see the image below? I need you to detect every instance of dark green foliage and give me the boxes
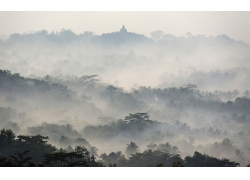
[125,113,150,122]
[0,155,19,167]
[42,146,103,167]
[100,151,127,167]
[0,128,243,167]
[126,149,184,167]
[9,151,33,166]
[0,128,16,148]
[0,128,57,164]
[184,151,240,167]
[43,151,88,167]
[14,134,57,164]
[17,134,49,144]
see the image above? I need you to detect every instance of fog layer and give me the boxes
[0,26,249,166]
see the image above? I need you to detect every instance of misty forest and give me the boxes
[0,25,250,167]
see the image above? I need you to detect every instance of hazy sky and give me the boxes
[0,11,249,45]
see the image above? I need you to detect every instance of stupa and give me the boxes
[120,25,128,33]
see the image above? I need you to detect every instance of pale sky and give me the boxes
[0,11,249,45]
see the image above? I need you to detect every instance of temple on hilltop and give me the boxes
[99,25,151,44]
[119,25,128,33]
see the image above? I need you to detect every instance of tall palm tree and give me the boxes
[9,151,32,166]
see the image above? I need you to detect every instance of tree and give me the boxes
[124,113,154,132]
[9,151,34,167]
[125,142,140,156]
[184,151,240,167]
[79,75,99,83]
[17,134,49,144]
[0,155,19,167]
[127,149,183,167]
[43,146,90,167]
[74,146,102,167]
[14,134,57,164]
[74,146,90,158]
[147,143,157,151]
[124,113,150,123]
[42,151,88,167]
[0,128,16,148]
[157,142,180,154]
[89,146,98,157]
[100,151,127,167]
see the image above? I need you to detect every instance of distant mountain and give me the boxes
[5,25,152,46]
[2,26,249,48]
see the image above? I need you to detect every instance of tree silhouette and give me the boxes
[0,155,19,167]
[127,149,183,167]
[0,128,16,148]
[43,146,90,167]
[9,151,33,167]
[184,151,240,167]
[125,142,140,156]
[100,151,127,167]
[89,146,98,157]
[172,161,184,167]
[43,151,88,167]
[124,113,150,123]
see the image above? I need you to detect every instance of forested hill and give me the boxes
[1,69,249,120]
[0,128,243,167]
[1,26,248,48]
[4,26,151,46]
[1,69,250,167]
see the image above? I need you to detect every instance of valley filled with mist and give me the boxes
[0,25,250,167]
